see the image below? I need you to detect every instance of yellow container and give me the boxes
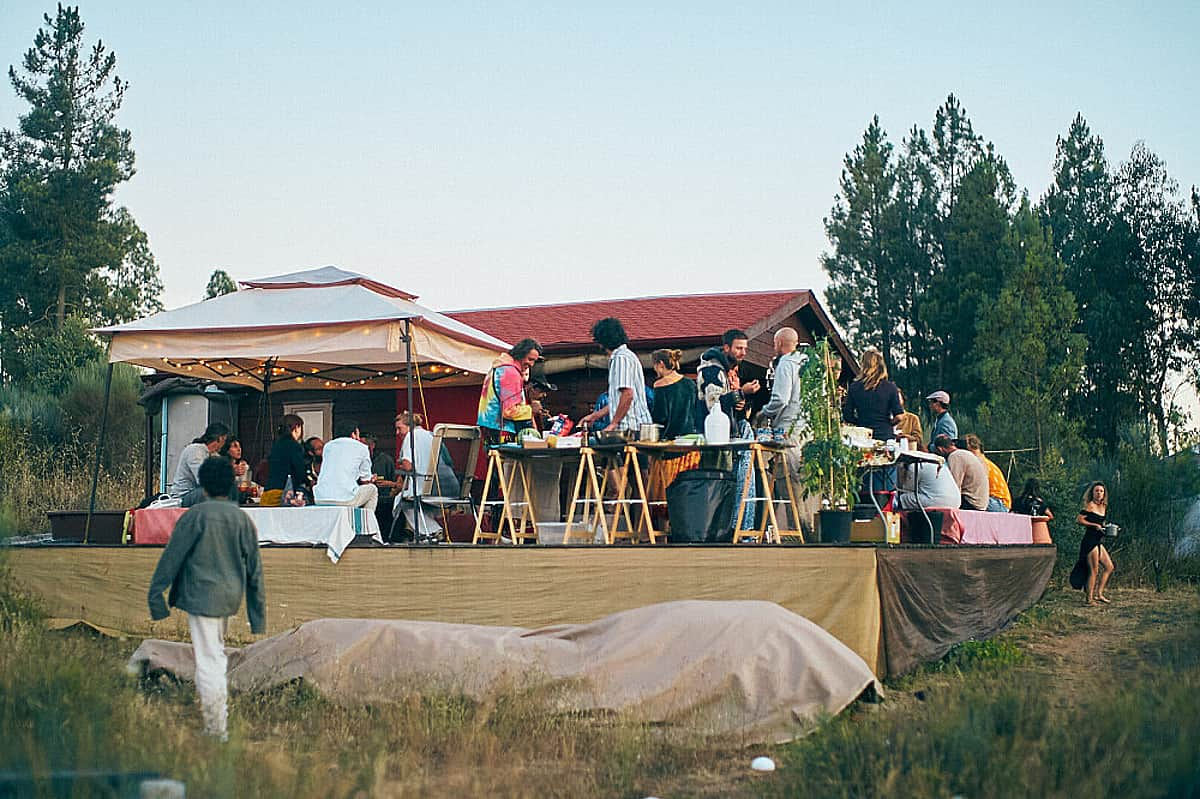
[850,511,900,544]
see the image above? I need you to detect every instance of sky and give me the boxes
[1,1,1198,315]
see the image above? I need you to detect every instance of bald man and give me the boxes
[760,327,806,436]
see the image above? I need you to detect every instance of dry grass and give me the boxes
[2,563,1198,797]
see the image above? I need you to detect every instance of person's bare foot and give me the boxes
[1096,595,1111,604]
[1086,597,1097,606]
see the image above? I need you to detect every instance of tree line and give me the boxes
[822,95,1200,460]
[0,5,162,393]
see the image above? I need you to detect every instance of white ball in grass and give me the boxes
[751,756,776,772]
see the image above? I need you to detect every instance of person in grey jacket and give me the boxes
[148,456,265,740]
[759,327,807,437]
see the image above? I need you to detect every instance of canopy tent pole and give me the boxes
[406,319,425,542]
[85,354,115,544]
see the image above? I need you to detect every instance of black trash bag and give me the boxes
[666,468,736,543]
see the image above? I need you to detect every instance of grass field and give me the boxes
[1,559,1197,797]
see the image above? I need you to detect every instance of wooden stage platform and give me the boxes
[5,543,1055,678]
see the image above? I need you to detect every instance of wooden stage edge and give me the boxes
[4,543,1057,678]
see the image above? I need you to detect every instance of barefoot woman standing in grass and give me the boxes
[1073,482,1114,605]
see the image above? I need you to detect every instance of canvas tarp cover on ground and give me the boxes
[127,600,881,743]
[7,547,883,672]
[875,546,1055,677]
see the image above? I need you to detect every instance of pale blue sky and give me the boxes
[2,2,1197,313]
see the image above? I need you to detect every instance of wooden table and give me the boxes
[633,440,806,544]
[473,444,629,545]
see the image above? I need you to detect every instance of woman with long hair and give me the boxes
[1071,481,1115,605]
[843,349,904,494]
[218,436,259,503]
[261,414,309,507]
[842,349,903,441]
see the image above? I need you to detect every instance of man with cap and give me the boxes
[925,390,957,449]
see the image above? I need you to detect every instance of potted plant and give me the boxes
[797,338,858,542]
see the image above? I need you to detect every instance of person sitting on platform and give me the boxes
[477,338,541,445]
[147,455,265,741]
[171,422,230,507]
[925,390,957,449]
[963,434,1012,512]
[393,411,446,543]
[313,419,377,512]
[366,433,398,538]
[894,389,923,450]
[304,436,324,485]
[895,455,961,511]
[261,414,310,507]
[1012,478,1054,520]
[933,434,989,511]
[218,437,259,504]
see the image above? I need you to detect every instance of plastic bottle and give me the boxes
[704,403,731,444]
[283,475,294,506]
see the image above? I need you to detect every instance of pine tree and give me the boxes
[205,269,238,299]
[0,5,161,382]
[976,200,1086,468]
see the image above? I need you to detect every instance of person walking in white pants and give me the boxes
[148,456,266,740]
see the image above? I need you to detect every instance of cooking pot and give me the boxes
[639,423,664,442]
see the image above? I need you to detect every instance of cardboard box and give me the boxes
[850,511,900,544]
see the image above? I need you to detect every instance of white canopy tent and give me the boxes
[85,267,511,540]
[95,266,511,390]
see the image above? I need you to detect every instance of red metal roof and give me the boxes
[447,290,815,351]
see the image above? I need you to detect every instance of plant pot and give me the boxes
[817,509,853,543]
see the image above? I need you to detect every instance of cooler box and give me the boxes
[850,510,901,544]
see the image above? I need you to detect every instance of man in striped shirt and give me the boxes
[579,317,653,434]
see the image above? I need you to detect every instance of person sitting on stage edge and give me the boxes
[477,338,540,445]
[963,434,1012,512]
[933,434,989,511]
[579,317,653,435]
[171,422,230,507]
[261,414,310,507]
[148,455,265,741]
[894,454,961,511]
[314,419,378,511]
[925,390,957,449]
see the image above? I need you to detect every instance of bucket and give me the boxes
[818,509,853,543]
[906,510,944,545]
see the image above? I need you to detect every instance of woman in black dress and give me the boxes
[1072,481,1114,605]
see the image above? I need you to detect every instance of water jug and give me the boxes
[704,403,731,444]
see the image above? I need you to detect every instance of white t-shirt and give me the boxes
[397,426,435,499]
[313,437,372,503]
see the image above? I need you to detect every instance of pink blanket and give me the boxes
[936,507,1033,545]
[132,508,186,544]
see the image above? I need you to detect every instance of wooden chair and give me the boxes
[400,423,481,540]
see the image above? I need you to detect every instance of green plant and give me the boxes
[798,339,859,509]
